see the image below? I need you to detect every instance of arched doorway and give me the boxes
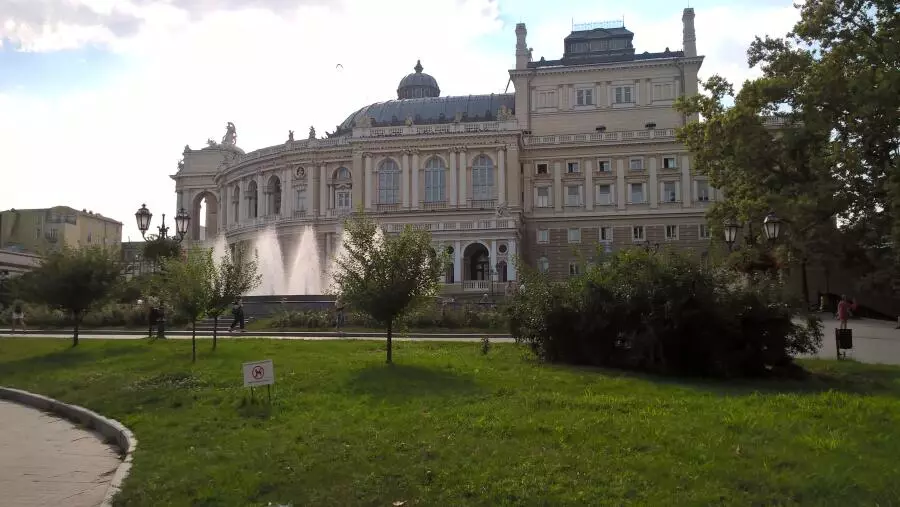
[462,243,489,281]
[191,191,218,241]
[266,175,282,216]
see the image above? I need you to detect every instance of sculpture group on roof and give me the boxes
[222,122,237,146]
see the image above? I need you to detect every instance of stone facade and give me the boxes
[172,8,717,294]
[0,206,123,255]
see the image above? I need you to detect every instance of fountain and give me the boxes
[287,227,324,295]
[250,227,287,296]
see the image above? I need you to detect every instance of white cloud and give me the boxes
[0,0,801,241]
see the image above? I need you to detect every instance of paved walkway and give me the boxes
[0,400,121,507]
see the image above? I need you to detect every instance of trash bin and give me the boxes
[835,328,852,359]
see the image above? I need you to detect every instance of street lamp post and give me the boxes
[134,204,191,339]
[723,211,781,250]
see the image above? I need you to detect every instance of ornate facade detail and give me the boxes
[497,105,514,121]
[405,116,414,127]
[183,144,191,154]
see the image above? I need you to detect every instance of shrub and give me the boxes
[262,304,508,331]
[508,248,822,378]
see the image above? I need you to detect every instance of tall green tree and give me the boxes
[746,0,899,293]
[21,246,123,346]
[152,247,214,362]
[332,213,444,364]
[205,246,260,350]
[676,0,898,298]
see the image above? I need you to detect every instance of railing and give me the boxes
[376,203,401,212]
[327,208,353,218]
[523,128,677,146]
[421,201,448,210]
[293,210,307,218]
[462,281,490,291]
[468,199,496,209]
[353,120,518,139]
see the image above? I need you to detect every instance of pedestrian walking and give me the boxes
[334,294,346,330]
[229,298,245,332]
[837,294,852,330]
[10,303,26,333]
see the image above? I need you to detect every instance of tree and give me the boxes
[332,213,444,364]
[678,0,899,298]
[22,246,123,346]
[152,247,214,362]
[205,246,260,350]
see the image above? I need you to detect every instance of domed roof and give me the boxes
[397,60,440,99]
[338,93,515,132]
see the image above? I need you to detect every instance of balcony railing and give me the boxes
[376,203,401,212]
[421,201,449,210]
[354,120,518,139]
[468,199,496,209]
[523,128,677,146]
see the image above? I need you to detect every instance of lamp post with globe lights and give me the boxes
[722,211,781,250]
[134,204,191,339]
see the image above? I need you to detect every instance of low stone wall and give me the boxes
[0,387,137,507]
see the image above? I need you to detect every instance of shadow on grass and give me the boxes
[543,359,900,399]
[347,363,481,400]
[0,343,137,376]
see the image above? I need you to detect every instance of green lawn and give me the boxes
[1,338,899,506]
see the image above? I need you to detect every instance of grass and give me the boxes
[1,338,900,506]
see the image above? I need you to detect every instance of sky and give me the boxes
[0,0,802,242]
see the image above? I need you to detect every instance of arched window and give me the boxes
[537,257,549,273]
[472,155,494,201]
[424,157,446,203]
[232,185,240,222]
[267,175,281,215]
[247,180,258,218]
[334,167,351,180]
[378,159,400,204]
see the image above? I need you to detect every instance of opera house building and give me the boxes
[172,8,716,294]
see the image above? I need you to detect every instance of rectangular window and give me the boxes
[296,189,307,211]
[537,229,549,244]
[567,161,580,174]
[699,224,711,239]
[424,167,446,202]
[569,263,582,276]
[599,226,613,242]
[536,163,549,175]
[629,183,645,204]
[568,228,581,244]
[595,184,613,205]
[535,186,551,208]
[596,160,611,173]
[697,180,711,202]
[537,90,557,108]
[629,158,644,171]
[614,85,634,104]
[652,82,675,101]
[576,88,594,106]
[632,225,645,241]
[665,225,679,240]
[336,190,351,209]
[565,185,583,207]
[662,181,679,202]
[663,156,678,169]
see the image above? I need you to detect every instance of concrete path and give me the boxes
[0,400,120,507]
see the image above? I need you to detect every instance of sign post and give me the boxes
[242,359,275,404]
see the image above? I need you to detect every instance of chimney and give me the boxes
[682,8,697,57]
[515,23,529,70]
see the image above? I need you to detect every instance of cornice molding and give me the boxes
[509,56,705,78]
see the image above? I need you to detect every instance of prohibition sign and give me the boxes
[252,365,265,380]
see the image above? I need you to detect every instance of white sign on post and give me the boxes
[242,359,275,387]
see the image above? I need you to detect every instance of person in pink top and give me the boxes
[837,295,851,330]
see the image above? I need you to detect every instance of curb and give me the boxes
[0,387,137,507]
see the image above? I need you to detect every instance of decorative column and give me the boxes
[352,151,363,209]
[458,147,468,206]
[507,148,520,207]
[305,165,313,213]
[490,240,497,283]
[553,161,563,211]
[616,159,626,210]
[498,146,507,204]
[681,155,693,208]
[364,153,373,210]
[239,180,247,220]
[453,239,462,284]
[411,149,420,209]
[401,150,411,209]
[585,160,594,211]
[449,148,458,206]
[649,156,659,209]
[508,238,517,281]
[283,168,293,217]
[319,164,327,217]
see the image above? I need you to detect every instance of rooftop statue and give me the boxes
[222,122,237,146]
[288,130,294,142]
[308,125,316,139]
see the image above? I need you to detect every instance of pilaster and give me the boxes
[649,156,659,209]
[364,153,373,210]
[411,149,420,209]
[498,146,507,204]
[585,159,594,211]
[616,159,626,210]
[681,155,692,208]
[449,148,458,206]
[553,161,563,212]
[458,148,468,206]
